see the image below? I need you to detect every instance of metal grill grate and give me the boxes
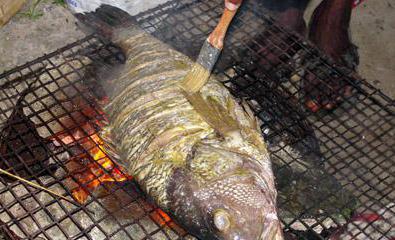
[0,36,189,240]
[135,0,395,238]
[0,0,393,239]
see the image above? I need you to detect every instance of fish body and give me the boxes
[86,5,283,240]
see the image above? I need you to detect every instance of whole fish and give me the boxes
[80,5,284,240]
[130,0,356,220]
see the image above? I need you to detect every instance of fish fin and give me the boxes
[227,96,263,136]
[240,99,262,131]
[99,126,127,169]
[184,92,240,137]
[186,143,246,184]
[75,5,138,40]
[225,97,267,152]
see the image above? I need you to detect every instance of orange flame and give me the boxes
[71,132,132,203]
[68,132,182,232]
[48,99,132,204]
[49,97,183,233]
[151,209,172,226]
[150,209,188,236]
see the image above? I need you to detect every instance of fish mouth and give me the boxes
[259,215,284,240]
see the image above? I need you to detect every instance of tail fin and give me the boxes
[75,4,138,40]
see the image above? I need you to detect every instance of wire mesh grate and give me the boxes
[0,35,189,240]
[0,0,394,239]
[135,0,394,238]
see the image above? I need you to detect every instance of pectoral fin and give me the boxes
[184,92,240,137]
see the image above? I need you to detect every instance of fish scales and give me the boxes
[105,30,268,205]
[95,7,283,239]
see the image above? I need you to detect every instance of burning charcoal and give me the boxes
[0,90,58,182]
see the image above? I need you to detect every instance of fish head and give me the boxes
[194,174,284,240]
[167,167,283,239]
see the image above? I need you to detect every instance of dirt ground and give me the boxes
[351,0,395,99]
[0,0,394,99]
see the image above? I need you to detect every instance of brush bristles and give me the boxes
[179,63,211,93]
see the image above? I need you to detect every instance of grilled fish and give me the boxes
[80,5,284,240]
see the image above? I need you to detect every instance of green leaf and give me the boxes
[52,0,66,6]
[19,0,44,20]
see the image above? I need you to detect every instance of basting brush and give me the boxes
[179,1,242,94]
[179,40,222,93]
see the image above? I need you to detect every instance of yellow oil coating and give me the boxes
[179,62,211,93]
[102,29,274,211]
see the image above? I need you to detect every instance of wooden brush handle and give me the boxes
[207,0,243,49]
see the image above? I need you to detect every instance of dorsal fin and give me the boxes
[75,4,139,41]
[183,91,240,137]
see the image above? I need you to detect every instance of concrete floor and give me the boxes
[0,2,85,73]
[0,0,394,99]
[351,0,395,99]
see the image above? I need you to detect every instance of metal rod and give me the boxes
[0,167,84,209]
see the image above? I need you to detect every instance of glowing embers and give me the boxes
[53,120,187,236]
[53,122,131,204]
[45,97,186,236]
[49,95,132,204]
[151,209,188,236]
[74,132,130,203]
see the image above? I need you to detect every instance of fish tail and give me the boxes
[75,4,139,41]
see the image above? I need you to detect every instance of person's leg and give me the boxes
[305,0,358,111]
[309,0,354,64]
[252,0,310,74]
[276,7,307,36]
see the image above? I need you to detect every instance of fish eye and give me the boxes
[213,209,231,232]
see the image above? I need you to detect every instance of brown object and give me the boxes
[303,0,358,112]
[276,8,307,36]
[207,0,242,50]
[0,0,26,26]
[308,0,354,64]
[180,0,242,94]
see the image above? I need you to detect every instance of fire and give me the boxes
[70,131,132,203]
[66,129,183,233]
[151,209,172,226]
[48,98,132,204]
[50,99,185,235]
[150,209,187,236]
